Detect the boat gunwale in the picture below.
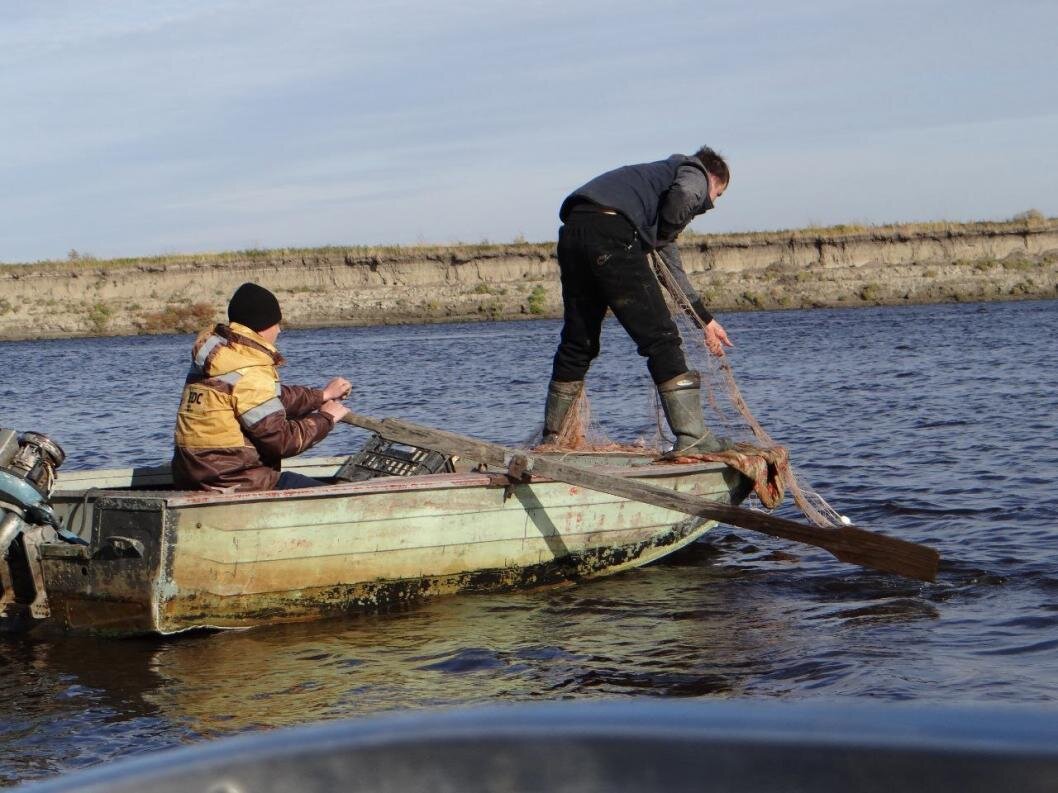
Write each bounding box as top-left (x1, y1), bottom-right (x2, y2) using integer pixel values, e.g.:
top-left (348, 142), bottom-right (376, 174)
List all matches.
top-left (53, 458), bottom-right (733, 509)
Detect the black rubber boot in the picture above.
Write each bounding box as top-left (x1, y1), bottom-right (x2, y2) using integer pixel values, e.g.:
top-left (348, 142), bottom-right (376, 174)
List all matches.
top-left (542, 380), bottom-right (584, 444)
top-left (657, 372), bottom-right (728, 455)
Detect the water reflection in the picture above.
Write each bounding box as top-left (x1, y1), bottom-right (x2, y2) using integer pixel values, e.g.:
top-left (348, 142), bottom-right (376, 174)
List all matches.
top-left (131, 564), bottom-right (781, 735)
top-left (4, 557), bottom-right (800, 756)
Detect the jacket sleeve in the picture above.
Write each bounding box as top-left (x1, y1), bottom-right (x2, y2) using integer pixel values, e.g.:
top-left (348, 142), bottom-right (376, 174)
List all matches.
top-left (280, 384), bottom-right (325, 418)
top-left (234, 370), bottom-right (333, 461)
top-left (657, 165), bottom-right (710, 243)
top-left (656, 243), bottom-right (714, 325)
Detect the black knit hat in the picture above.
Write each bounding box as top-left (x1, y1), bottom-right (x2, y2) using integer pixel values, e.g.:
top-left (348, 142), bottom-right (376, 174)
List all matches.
top-left (227, 283), bottom-right (282, 331)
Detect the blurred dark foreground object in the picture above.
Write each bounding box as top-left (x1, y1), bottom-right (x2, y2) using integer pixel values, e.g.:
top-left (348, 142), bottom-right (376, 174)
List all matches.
top-left (16, 700), bottom-right (1058, 792)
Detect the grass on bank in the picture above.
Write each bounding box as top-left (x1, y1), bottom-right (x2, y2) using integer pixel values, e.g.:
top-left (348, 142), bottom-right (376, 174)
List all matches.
top-left (684, 210), bottom-right (1055, 247)
top-left (1, 240), bottom-right (554, 274)
top-left (3, 212), bottom-right (1055, 273)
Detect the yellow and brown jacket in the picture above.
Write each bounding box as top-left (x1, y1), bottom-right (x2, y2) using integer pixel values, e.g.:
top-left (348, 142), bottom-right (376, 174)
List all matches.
top-left (172, 322), bottom-right (334, 491)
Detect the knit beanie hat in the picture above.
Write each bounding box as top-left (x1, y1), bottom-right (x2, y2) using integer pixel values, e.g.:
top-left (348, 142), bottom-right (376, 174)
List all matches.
top-left (227, 283), bottom-right (282, 331)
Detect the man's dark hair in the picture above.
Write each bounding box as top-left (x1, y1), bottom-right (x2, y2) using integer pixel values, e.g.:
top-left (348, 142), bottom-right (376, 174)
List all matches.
top-left (694, 146), bottom-right (729, 186)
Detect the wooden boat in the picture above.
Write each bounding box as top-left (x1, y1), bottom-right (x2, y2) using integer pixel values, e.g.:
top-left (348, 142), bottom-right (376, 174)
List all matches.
top-left (2, 414), bottom-right (938, 637)
top-left (23, 449), bottom-right (751, 637)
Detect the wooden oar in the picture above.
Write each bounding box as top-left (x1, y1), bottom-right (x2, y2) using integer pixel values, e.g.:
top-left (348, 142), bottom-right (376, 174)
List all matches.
top-left (338, 412), bottom-right (939, 582)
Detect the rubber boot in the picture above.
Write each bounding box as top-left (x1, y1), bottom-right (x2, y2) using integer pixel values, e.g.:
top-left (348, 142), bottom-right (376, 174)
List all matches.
top-left (657, 372), bottom-right (728, 455)
top-left (542, 380), bottom-right (584, 444)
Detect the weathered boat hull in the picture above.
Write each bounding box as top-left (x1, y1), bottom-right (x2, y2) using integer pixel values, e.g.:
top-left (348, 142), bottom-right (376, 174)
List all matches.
top-left (38, 455), bottom-right (749, 636)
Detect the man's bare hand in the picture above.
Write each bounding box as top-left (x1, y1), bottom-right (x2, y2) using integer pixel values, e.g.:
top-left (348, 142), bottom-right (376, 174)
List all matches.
top-left (704, 319), bottom-right (733, 357)
top-left (320, 400), bottom-right (350, 423)
top-left (322, 377), bottom-right (352, 401)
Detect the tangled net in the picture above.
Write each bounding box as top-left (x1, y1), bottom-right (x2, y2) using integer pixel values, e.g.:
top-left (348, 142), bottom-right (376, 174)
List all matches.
top-left (532, 384), bottom-right (655, 453)
top-left (533, 251), bottom-right (844, 529)
top-left (651, 253), bottom-right (843, 527)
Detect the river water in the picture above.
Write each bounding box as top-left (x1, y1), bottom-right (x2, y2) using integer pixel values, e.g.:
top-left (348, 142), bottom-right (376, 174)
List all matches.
top-left (1, 299), bottom-right (1056, 786)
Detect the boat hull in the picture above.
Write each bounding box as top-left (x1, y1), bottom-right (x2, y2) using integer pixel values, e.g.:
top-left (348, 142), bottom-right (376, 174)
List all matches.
top-left (38, 455), bottom-right (749, 636)
top-left (24, 701), bottom-right (1058, 793)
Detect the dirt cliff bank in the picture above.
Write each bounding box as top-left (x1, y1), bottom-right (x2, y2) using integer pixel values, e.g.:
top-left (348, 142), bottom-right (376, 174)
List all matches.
top-left (1, 218), bottom-right (1056, 342)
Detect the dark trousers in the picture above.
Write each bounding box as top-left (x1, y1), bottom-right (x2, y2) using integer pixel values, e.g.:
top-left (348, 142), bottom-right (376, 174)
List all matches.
top-left (550, 212), bottom-right (688, 385)
top-left (276, 471), bottom-right (324, 490)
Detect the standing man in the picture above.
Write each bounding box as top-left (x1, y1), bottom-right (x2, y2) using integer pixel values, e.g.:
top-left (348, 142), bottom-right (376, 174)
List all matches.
top-left (173, 282), bottom-right (351, 491)
top-left (544, 146), bottom-right (733, 454)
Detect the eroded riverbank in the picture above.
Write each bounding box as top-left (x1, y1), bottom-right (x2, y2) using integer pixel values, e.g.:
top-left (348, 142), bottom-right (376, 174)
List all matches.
top-left (1, 218), bottom-right (1056, 341)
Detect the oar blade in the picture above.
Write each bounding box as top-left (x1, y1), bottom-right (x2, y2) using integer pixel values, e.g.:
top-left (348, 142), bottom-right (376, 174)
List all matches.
top-left (829, 524), bottom-right (939, 583)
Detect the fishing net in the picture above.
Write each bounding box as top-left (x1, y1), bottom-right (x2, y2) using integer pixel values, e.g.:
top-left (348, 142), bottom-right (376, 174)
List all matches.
top-left (649, 253), bottom-right (844, 528)
top-left (532, 252), bottom-right (845, 529)
top-left (532, 387), bottom-right (657, 453)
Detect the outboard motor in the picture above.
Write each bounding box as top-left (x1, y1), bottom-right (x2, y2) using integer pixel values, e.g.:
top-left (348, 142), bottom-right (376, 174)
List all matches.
top-left (0, 428), bottom-right (71, 629)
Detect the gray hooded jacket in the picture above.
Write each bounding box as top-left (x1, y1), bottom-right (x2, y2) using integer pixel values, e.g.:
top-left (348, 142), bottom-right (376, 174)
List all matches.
top-left (559, 154), bottom-right (715, 323)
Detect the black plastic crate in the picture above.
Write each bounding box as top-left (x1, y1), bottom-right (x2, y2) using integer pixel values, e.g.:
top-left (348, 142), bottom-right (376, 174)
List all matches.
top-left (334, 434), bottom-right (454, 482)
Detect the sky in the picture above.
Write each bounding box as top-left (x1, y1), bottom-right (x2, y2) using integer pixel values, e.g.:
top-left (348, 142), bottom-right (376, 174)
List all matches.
top-left (2, 0), bottom-right (1056, 263)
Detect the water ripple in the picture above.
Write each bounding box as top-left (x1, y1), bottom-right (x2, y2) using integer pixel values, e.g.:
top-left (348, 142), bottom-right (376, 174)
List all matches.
top-left (2, 300), bottom-right (1058, 786)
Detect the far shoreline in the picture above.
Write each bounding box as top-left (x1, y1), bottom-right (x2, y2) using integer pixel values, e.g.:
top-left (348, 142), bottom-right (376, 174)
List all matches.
top-left (1, 216), bottom-right (1055, 343)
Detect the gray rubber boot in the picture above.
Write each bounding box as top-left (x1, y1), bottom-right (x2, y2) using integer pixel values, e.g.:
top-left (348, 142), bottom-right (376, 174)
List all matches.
top-left (657, 372), bottom-right (728, 455)
top-left (542, 380), bottom-right (584, 444)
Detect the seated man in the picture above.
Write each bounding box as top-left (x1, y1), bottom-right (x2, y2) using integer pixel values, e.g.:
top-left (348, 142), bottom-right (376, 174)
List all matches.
top-left (172, 282), bottom-right (351, 492)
